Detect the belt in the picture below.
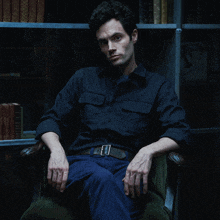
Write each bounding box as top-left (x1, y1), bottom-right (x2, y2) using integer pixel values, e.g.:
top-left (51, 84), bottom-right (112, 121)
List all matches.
top-left (77, 145), bottom-right (134, 161)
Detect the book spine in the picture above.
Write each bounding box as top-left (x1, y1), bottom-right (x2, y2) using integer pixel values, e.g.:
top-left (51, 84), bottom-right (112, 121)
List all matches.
top-left (36, 0), bottom-right (45, 23)
top-left (161, 0), bottom-right (167, 24)
top-left (11, 0), bottom-right (20, 22)
top-left (0, 104), bottom-right (3, 140)
top-left (12, 103), bottom-right (22, 139)
top-left (20, 106), bottom-right (23, 138)
top-left (9, 104), bottom-right (15, 139)
top-left (29, 0), bottom-right (37, 22)
top-left (20, 0), bottom-right (29, 22)
top-left (1, 104), bottom-right (6, 140)
top-left (3, 0), bottom-right (11, 22)
top-left (167, 0), bottom-right (174, 23)
top-left (0, 0), bottom-right (3, 22)
top-left (153, 0), bottom-right (161, 24)
top-left (2, 104), bottom-right (10, 140)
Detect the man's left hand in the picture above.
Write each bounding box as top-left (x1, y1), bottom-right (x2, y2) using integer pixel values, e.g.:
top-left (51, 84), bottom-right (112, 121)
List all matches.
top-left (122, 137), bottom-right (179, 198)
top-left (122, 147), bottom-right (154, 198)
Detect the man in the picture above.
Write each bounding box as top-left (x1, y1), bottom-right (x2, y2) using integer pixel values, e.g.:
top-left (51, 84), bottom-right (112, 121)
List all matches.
top-left (34, 1), bottom-right (190, 219)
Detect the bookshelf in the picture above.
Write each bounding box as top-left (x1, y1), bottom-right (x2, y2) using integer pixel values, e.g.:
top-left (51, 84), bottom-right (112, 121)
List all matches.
top-left (0, 1), bottom-right (220, 219)
top-left (0, 0), bottom-right (219, 137)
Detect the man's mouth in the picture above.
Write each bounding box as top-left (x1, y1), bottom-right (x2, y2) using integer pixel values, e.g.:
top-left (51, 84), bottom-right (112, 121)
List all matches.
top-left (109, 55), bottom-right (121, 61)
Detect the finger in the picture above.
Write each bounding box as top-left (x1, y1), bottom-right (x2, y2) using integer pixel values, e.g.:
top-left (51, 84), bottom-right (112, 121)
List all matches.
top-left (56, 171), bottom-right (63, 191)
top-left (134, 173), bottom-right (141, 197)
top-left (56, 170), bottom-right (63, 183)
top-left (129, 173), bottom-right (136, 198)
top-left (123, 172), bottom-right (130, 196)
top-left (60, 171), bottom-right (69, 192)
top-left (143, 174), bottom-right (148, 194)
top-left (52, 170), bottom-right (58, 185)
top-left (47, 169), bottom-right (52, 184)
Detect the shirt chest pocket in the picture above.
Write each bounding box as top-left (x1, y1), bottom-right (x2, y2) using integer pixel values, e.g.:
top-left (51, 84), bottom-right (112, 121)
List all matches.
top-left (79, 92), bottom-right (105, 106)
top-left (119, 100), bottom-right (153, 125)
top-left (117, 101), bottom-right (153, 132)
top-left (120, 100), bottom-right (152, 115)
top-left (78, 92), bottom-right (105, 120)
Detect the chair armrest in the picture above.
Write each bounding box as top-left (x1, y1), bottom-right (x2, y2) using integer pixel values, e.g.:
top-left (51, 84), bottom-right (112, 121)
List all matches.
top-left (20, 141), bottom-right (44, 157)
top-left (168, 152), bottom-right (185, 165)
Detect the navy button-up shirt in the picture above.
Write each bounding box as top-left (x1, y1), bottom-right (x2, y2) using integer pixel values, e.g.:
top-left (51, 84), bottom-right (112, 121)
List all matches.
top-left (36, 64), bottom-right (190, 154)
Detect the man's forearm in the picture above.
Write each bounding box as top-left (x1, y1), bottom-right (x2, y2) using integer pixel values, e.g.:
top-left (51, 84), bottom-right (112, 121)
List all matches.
top-left (41, 132), bottom-right (65, 153)
top-left (141, 137), bottom-right (179, 157)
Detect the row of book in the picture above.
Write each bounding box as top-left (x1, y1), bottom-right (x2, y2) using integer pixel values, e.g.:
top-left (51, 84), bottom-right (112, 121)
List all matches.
top-left (0, 0), bottom-right (173, 24)
top-left (0, 103), bottom-right (23, 140)
top-left (0, 0), bottom-right (45, 23)
top-left (139, 0), bottom-right (174, 24)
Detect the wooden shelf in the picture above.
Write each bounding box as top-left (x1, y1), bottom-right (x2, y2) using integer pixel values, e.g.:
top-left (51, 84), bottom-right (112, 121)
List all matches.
top-left (0, 138), bottom-right (37, 146)
top-left (0, 22), bottom-right (89, 29)
top-left (182, 24), bottom-right (220, 29)
top-left (137, 24), bottom-right (177, 29)
top-left (0, 22), bottom-right (178, 30)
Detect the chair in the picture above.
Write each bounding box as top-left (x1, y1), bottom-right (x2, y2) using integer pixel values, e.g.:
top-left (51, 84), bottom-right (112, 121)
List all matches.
top-left (19, 141), bottom-right (185, 220)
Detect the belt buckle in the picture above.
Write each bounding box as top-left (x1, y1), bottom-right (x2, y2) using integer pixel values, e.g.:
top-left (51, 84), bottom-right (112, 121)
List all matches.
top-left (101, 145), bottom-right (111, 156)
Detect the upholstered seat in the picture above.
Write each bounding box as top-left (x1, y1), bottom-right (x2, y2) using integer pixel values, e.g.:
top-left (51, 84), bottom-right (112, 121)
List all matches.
top-left (20, 142), bottom-right (184, 220)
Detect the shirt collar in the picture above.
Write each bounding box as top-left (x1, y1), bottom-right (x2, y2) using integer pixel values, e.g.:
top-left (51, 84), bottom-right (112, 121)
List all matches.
top-left (128, 63), bottom-right (147, 88)
top-left (98, 63), bottom-right (147, 87)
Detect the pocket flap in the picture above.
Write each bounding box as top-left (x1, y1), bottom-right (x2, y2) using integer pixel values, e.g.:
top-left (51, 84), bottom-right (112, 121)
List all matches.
top-left (79, 92), bottom-right (105, 105)
top-left (121, 101), bottom-right (152, 114)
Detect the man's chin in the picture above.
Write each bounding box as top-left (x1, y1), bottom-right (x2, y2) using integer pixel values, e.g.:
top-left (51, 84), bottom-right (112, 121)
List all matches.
top-left (109, 59), bottom-right (123, 67)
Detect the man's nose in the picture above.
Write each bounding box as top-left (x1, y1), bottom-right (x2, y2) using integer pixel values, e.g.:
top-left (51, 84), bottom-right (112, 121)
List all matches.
top-left (108, 41), bottom-right (116, 52)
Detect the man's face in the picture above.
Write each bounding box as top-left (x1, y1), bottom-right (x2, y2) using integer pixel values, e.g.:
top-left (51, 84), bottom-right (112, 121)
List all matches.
top-left (96, 18), bottom-right (137, 68)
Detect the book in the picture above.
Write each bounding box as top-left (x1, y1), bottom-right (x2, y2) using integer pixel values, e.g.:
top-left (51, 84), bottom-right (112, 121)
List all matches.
top-left (167, 0), bottom-right (174, 23)
top-left (139, 0), bottom-right (153, 24)
top-left (153, 0), bottom-right (161, 24)
top-left (29, 0), bottom-right (37, 22)
top-left (0, 73), bottom-right (21, 77)
top-left (8, 104), bottom-right (15, 139)
top-left (37, 0), bottom-right (45, 23)
top-left (20, 0), bottom-right (29, 22)
top-left (161, 0), bottom-right (167, 24)
top-left (2, 0), bottom-right (11, 22)
top-left (11, 0), bottom-right (20, 22)
top-left (1, 103), bottom-right (10, 140)
top-left (0, 103), bottom-right (23, 140)
top-left (9, 103), bottom-right (23, 139)
top-left (0, 0), bottom-right (3, 22)
top-left (13, 103), bottom-right (23, 139)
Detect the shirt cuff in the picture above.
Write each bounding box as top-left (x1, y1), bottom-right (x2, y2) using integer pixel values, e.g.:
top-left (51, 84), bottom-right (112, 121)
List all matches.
top-left (35, 119), bottom-right (62, 140)
top-left (159, 128), bottom-right (190, 149)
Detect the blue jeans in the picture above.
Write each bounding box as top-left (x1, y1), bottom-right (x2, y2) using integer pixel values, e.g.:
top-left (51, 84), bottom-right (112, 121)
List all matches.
top-left (20, 153), bottom-right (170, 220)
top-left (65, 153), bottom-right (146, 220)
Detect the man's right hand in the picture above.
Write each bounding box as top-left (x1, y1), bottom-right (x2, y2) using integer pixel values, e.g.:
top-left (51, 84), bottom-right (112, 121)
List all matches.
top-left (47, 149), bottom-right (69, 193)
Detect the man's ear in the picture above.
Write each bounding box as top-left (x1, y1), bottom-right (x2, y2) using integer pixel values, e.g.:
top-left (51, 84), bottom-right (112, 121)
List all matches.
top-left (131, 29), bottom-right (138, 44)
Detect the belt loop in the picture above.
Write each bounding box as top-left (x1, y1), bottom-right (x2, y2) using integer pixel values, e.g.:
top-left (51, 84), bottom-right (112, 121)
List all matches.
top-left (90, 148), bottom-right (94, 156)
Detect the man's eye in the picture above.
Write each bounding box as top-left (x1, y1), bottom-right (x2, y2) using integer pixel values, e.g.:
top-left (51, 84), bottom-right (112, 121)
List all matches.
top-left (113, 36), bottom-right (121, 41)
top-left (99, 41), bottom-right (107, 46)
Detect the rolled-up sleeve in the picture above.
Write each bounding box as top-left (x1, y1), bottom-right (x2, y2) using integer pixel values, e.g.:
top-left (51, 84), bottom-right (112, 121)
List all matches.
top-left (35, 71), bottom-right (82, 140)
top-left (155, 80), bottom-right (190, 149)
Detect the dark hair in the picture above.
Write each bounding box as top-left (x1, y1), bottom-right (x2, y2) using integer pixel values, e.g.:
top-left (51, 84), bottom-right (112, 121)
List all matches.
top-left (89, 0), bottom-right (137, 38)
